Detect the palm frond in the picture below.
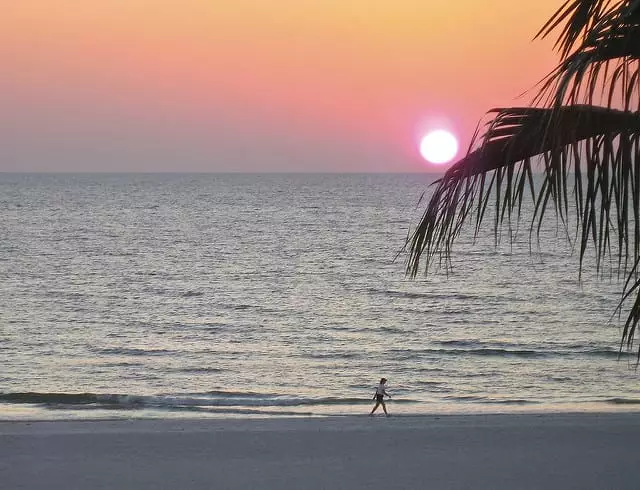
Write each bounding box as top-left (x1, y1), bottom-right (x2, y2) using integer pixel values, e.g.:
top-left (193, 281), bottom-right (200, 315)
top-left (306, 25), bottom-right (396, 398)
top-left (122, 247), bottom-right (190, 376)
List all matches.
top-left (536, 18), bottom-right (640, 108)
top-left (534, 0), bottom-right (621, 58)
top-left (407, 105), bottom-right (640, 355)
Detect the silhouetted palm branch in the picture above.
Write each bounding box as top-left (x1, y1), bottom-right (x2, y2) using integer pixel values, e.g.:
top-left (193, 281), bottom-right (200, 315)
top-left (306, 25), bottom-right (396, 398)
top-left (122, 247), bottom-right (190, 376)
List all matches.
top-left (408, 0), bottom-right (640, 357)
top-left (408, 105), bottom-right (640, 271)
top-left (408, 105), bottom-right (640, 357)
top-left (409, 0), bottom-right (640, 357)
top-left (536, 1), bottom-right (640, 108)
top-left (535, 0), bottom-right (618, 58)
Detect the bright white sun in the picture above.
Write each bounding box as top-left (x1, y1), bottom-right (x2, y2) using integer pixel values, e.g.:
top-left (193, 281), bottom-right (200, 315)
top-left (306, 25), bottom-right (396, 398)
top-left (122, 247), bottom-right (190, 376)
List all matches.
top-left (419, 130), bottom-right (459, 164)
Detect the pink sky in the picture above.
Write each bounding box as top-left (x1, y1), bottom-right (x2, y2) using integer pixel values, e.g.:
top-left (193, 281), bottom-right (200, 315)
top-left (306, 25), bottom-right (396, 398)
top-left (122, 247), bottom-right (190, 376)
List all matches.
top-left (1, 1), bottom-right (562, 172)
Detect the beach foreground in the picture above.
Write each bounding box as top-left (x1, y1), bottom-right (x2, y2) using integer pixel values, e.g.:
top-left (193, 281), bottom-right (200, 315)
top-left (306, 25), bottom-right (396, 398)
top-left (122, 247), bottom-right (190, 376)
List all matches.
top-left (1, 412), bottom-right (638, 489)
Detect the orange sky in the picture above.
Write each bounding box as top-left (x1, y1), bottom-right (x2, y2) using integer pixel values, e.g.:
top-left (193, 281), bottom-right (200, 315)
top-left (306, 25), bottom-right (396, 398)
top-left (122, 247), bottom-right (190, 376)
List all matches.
top-left (1, 0), bottom-right (563, 172)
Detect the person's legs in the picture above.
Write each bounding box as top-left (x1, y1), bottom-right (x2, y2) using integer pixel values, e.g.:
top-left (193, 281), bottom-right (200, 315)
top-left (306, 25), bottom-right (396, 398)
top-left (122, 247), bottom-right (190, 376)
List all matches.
top-left (369, 402), bottom-right (380, 415)
top-left (381, 400), bottom-right (388, 416)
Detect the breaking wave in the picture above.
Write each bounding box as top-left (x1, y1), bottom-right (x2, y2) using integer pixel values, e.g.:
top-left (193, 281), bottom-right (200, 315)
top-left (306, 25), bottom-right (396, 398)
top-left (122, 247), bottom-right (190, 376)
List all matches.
top-left (0, 390), bottom-right (419, 415)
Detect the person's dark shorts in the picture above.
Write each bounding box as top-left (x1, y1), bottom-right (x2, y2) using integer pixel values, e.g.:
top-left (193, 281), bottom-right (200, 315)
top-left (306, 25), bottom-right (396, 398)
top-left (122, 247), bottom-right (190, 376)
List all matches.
top-left (375, 394), bottom-right (384, 402)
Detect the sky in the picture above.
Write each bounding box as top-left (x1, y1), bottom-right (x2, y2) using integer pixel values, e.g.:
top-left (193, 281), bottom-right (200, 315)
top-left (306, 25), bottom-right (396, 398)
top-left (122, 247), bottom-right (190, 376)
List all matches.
top-left (1, 0), bottom-right (564, 172)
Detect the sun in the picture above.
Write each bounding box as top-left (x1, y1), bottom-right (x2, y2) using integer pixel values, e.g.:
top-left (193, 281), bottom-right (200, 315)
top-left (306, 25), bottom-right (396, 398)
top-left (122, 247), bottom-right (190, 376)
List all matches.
top-left (419, 130), bottom-right (459, 164)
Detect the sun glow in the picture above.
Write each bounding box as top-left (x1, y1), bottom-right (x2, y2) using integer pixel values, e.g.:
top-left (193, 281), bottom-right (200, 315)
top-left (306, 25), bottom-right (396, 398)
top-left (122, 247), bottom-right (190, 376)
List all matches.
top-left (419, 130), bottom-right (458, 164)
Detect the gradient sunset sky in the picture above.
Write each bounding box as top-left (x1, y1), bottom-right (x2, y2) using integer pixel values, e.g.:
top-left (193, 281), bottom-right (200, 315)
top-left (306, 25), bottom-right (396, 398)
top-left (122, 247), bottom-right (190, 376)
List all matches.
top-left (3, 1), bottom-right (563, 172)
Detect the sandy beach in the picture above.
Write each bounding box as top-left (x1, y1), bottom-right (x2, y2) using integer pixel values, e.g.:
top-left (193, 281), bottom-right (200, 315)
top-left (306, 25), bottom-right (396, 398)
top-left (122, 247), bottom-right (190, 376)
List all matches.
top-left (1, 412), bottom-right (638, 489)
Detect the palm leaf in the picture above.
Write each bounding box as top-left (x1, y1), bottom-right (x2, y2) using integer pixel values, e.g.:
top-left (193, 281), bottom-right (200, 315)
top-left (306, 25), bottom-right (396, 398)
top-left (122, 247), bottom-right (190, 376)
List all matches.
top-left (537, 17), bottom-right (640, 108)
top-left (406, 104), bottom-right (640, 356)
top-left (534, 0), bottom-right (620, 58)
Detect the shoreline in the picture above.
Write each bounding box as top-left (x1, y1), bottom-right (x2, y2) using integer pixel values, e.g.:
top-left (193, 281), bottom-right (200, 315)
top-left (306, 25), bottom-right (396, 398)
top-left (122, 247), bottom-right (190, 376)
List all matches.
top-left (2, 409), bottom-right (639, 429)
top-left (2, 409), bottom-right (640, 428)
top-left (3, 412), bottom-right (639, 489)
top-left (2, 399), bottom-right (640, 423)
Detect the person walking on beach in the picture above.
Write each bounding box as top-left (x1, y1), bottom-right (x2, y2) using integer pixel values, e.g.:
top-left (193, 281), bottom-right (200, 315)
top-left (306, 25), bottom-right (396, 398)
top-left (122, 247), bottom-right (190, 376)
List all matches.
top-left (369, 378), bottom-right (391, 416)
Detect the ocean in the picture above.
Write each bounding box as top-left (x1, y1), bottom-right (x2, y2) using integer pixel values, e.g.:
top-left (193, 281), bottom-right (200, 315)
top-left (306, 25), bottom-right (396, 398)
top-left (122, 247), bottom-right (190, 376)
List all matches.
top-left (2, 173), bottom-right (639, 419)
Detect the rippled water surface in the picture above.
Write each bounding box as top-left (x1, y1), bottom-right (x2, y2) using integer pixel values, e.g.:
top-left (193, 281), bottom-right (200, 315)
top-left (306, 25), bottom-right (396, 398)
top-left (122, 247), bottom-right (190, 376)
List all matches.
top-left (2, 173), bottom-right (639, 419)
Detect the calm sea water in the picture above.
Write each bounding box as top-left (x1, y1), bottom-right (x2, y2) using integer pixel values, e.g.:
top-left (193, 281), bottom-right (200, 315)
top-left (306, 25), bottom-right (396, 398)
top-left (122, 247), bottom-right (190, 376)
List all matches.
top-left (1, 173), bottom-right (639, 419)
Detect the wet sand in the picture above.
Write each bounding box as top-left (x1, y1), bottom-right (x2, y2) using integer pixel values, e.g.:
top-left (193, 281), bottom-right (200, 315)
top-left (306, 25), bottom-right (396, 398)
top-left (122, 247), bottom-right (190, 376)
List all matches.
top-left (1, 412), bottom-right (638, 489)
